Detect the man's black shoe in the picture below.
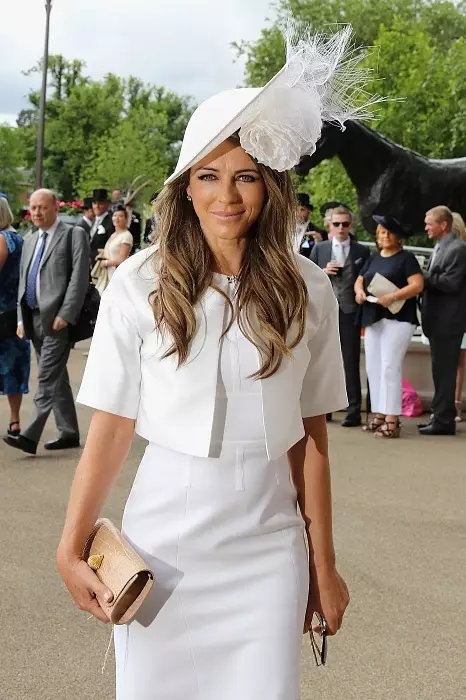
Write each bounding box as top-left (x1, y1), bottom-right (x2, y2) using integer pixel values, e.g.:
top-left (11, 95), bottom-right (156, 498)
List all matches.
top-left (418, 424), bottom-right (455, 436)
top-left (326, 413), bottom-right (333, 423)
top-left (3, 434), bottom-right (37, 455)
top-left (44, 437), bottom-right (80, 451)
top-left (341, 416), bottom-right (362, 428)
top-left (417, 421), bottom-right (432, 429)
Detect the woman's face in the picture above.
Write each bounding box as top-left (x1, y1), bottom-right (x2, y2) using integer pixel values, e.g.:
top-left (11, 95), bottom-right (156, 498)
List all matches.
top-left (377, 226), bottom-right (400, 251)
top-left (112, 210), bottom-right (127, 229)
top-left (187, 140), bottom-right (266, 244)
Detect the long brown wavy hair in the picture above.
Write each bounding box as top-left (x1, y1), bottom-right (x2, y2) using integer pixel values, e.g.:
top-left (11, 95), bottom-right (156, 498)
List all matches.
top-left (149, 134), bottom-right (308, 379)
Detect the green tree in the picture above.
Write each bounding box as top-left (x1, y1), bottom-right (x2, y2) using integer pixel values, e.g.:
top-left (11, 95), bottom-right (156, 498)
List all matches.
top-left (363, 21), bottom-right (466, 158)
top-left (16, 56), bottom-right (193, 201)
top-left (0, 125), bottom-right (26, 213)
top-left (237, 0), bottom-right (466, 87)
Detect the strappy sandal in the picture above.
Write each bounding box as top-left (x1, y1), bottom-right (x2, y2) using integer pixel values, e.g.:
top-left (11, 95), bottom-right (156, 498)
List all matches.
top-left (374, 419), bottom-right (401, 439)
top-left (7, 421), bottom-right (21, 437)
top-left (362, 414), bottom-right (385, 432)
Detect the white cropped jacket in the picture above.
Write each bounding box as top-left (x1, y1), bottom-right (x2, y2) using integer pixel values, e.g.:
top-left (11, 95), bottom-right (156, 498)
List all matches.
top-left (77, 249), bottom-right (347, 459)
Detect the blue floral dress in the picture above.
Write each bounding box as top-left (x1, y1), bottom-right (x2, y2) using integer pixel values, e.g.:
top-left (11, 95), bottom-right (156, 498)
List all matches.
top-left (0, 229), bottom-right (30, 396)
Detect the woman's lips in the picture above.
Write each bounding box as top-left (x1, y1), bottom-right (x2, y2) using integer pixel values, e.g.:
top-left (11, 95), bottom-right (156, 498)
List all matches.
top-left (211, 211), bottom-right (245, 221)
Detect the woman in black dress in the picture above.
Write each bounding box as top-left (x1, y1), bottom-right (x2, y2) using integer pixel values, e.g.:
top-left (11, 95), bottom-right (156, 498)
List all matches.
top-left (354, 215), bottom-right (424, 438)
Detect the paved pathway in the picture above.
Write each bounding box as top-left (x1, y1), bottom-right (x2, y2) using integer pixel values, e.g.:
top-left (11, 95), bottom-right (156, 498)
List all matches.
top-left (1, 344), bottom-right (465, 699)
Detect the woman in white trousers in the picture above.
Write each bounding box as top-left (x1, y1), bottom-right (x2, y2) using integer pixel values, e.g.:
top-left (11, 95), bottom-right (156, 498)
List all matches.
top-left (355, 215), bottom-right (424, 438)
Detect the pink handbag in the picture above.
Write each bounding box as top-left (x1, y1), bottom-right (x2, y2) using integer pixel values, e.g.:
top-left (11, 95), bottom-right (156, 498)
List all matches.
top-left (401, 379), bottom-right (423, 418)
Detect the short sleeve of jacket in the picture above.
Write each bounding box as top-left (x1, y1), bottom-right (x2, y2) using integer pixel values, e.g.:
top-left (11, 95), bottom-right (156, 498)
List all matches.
top-left (300, 278), bottom-right (348, 417)
top-left (76, 292), bottom-right (141, 419)
top-left (120, 231), bottom-right (134, 247)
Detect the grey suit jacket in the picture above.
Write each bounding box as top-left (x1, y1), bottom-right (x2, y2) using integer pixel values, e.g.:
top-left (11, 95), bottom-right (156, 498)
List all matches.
top-left (310, 239), bottom-right (370, 313)
top-left (422, 231), bottom-right (466, 337)
top-left (17, 220), bottom-right (90, 338)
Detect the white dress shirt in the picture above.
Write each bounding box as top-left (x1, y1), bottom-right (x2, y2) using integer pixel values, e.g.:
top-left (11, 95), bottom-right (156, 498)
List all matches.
top-left (90, 212), bottom-right (109, 239)
top-left (30, 217), bottom-right (60, 304)
top-left (293, 222), bottom-right (308, 253)
top-left (331, 237), bottom-right (350, 266)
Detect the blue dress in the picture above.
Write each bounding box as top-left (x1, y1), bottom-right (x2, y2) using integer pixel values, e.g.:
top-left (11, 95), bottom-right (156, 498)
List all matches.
top-left (0, 229), bottom-right (30, 396)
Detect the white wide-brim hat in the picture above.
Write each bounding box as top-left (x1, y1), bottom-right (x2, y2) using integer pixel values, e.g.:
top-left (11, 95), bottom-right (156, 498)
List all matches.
top-left (165, 23), bottom-right (380, 185)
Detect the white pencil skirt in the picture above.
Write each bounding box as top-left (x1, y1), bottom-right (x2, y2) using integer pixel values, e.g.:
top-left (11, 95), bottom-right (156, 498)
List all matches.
top-left (114, 442), bottom-right (309, 700)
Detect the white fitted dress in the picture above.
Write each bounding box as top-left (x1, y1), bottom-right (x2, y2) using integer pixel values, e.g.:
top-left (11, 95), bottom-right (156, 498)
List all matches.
top-left (77, 253), bottom-right (348, 700)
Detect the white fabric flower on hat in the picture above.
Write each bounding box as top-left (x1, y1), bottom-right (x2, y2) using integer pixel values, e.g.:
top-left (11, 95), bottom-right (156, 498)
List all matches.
top-left (238, 22), bottom-right (383, 173)
top-left (240, 86), bottom-right (322, 171)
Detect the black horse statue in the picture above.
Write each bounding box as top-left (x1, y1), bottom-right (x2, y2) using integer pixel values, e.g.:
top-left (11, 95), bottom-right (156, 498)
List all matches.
top-left (296, 120), bottom-right (466, 235)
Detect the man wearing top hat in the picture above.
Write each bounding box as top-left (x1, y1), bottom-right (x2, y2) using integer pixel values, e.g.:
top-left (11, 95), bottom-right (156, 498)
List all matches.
top-left (89, 189), bottom-right (115, 265)
top-left (77, 197), bottom-right (95, 236)
top-left (294, 192), bottom-right (327, 258)
top-left (311, 206), bottom-right (370, 426)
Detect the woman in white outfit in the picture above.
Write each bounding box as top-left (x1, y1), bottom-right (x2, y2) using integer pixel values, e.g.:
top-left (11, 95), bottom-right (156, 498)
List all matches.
top-left (355, 215), bottom-right (424, 438)
top-left (56, 25), bottom-right (378, 699)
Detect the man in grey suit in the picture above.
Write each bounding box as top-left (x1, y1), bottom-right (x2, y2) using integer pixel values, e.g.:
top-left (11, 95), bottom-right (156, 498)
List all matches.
top-left (311, 207), bottom-right (370, 426)
top-left (4, 189), bottom-right (90, 455)
top-left (419, 205), bottom-right (466, 435)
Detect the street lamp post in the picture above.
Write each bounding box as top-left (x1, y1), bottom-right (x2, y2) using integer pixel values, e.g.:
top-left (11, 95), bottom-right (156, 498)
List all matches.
top-left (35, 0), bottom-right (53, 190)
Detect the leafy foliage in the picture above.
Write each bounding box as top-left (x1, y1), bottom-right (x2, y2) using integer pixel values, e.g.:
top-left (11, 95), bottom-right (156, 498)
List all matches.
top-left (9, 56), bottom-right (193, 204)
top-left (0, 125), bottom-right (27, 213)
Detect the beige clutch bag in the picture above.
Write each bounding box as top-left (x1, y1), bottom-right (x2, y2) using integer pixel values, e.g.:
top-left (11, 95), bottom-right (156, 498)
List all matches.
top-left (82, 518), bottom-right (154, 625)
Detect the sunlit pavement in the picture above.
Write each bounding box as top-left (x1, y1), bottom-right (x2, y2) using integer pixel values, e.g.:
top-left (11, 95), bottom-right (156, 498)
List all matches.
top-left (1, 343), bottom-right (465, 699)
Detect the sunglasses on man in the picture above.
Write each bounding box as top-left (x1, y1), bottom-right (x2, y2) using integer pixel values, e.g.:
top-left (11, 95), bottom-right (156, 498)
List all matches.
top-left (331, 221), bottom-right (351, 228)
top-left (309, 613), bottom-right (328, 667)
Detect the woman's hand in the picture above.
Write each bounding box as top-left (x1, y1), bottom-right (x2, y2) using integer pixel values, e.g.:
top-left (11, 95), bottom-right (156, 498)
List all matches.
top-left (57, 548), bottom-right (114, 624)
top-left (304, 565), bottom-right (350, 636)
top-left (355, 289), bottom-right (367, 305)
top-left (377, 292), bottom-right (396, 308)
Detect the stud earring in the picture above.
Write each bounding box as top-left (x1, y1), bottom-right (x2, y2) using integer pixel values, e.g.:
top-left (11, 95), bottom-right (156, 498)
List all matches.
top-left (187, 194), bottom-right (192, 201)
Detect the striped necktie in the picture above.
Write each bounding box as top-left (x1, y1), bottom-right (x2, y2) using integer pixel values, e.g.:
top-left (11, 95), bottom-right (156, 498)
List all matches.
top-left (25, 232), bottom-right (48, 309)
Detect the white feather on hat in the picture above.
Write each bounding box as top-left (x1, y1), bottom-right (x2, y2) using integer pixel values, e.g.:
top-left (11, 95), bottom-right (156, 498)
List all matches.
top-left (165, 21), bottom-right (382, 185)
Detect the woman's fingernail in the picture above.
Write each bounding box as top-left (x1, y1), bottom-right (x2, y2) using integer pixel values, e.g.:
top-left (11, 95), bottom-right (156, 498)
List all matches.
top-left (104, 592), bottom-right (112, 602)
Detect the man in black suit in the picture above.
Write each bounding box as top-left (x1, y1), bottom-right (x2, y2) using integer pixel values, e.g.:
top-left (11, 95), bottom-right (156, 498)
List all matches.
top-left (89, 189), bottom-right (115, 266)
top-left (294, 193), bottom-right (327, 258)
top-left (77, 197), bottom-right (95, 236)
top-left (419, 205), bottom-right (466, 435)
top-left (311, 207), bottom-right (370, 426)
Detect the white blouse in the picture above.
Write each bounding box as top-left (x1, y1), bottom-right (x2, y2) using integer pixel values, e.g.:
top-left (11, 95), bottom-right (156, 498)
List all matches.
top-left (77, 248), bottom-right (347, 459)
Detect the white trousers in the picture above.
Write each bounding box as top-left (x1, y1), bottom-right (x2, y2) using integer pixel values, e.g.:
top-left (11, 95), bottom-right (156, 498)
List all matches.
top-left (364, 319), bottom-right (415, 415)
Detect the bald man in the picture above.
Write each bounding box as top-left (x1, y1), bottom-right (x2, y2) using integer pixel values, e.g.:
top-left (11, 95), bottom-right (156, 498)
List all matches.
top-left (4, 189), bottom-right (90, 455)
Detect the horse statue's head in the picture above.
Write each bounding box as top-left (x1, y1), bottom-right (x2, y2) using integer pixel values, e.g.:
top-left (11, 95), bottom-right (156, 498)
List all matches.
top-left (295, 122), bottom-right (346, 176)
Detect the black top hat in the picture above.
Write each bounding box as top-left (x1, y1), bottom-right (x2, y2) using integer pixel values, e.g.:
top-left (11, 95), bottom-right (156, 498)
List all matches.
top-left (92, 188), bottom-right (110, 203)
top-left (373, 214), bottom-right (411, 238)
top-left (297, 192), bottom-right (314, 211)
top-left (82, 197), bottom-right (93, 209)
top-left (319, 201), bottom-right (351, 217)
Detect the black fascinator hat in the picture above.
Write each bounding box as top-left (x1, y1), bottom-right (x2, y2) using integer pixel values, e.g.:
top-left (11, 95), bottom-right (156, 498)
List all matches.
top-left (373, 215), bottom-right (411, 238)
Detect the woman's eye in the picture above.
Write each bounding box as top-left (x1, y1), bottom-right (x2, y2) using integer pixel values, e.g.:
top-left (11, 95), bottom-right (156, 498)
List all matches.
top-left (237, 175), bottom-right (257, 183)
top-left (198, 174), bottom-right (216, 181)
